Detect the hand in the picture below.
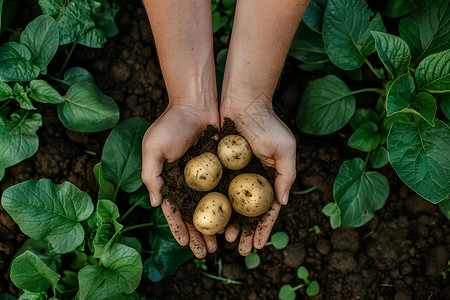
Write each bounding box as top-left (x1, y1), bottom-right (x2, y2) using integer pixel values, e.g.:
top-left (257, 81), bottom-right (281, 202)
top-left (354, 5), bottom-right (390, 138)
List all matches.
top-left (220, 101), bottom-right (297, 255)
top-left (142, 103), bottom-right (220, 258)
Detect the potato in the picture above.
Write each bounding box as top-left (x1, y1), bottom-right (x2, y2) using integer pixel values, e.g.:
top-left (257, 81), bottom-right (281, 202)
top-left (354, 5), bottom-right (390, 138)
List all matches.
top-left (193, 192), bottom-right (232, 235)
top-left (217, 135), bottom-right (252, 170)
top-left (184, 152), bottom-right (222, 191)
top-left (228, 173), bottom-right (274, 217)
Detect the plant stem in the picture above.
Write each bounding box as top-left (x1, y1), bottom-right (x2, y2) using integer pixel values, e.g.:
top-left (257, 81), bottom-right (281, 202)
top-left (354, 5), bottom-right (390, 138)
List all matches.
top-left (57, 42), bottom-right (77, 77)
top-left (350, 87), bottom-right (386, 96)
top-left (365, 57), bottom-right (384, 80)
top-left (121, 222), bottom-right (154, 233)
top-left (292, 283), bottom-right (305, 291)
top-left (3, 27), bottom-right (16, 33)
top-left (120, 199), bottom-right (144, 222)
top-left (362, 151), bottom-right (372, 174)
top-left (0, 99), bottom-right (12, 111)
top-left (46, 74), bottom-right (66, 85)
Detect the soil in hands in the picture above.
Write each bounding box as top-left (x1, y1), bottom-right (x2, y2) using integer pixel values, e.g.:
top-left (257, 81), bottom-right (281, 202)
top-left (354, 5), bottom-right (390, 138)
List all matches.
top-left (161, 118), bottom-right (276, 231)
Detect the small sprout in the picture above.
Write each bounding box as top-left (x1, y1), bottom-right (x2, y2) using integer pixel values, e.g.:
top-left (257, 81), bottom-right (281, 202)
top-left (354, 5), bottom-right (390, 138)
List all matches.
top-left (442, 260), bottom-right (450, 279)
top-left (267, 231), bottom-right (289, 249)
top-left (278, 266), bottom-right (320, 299)
top-left (194, 258), bottom-right (208, 271)
top-left (200, 257), bottom-right (242, 285)
top-left (245, 249), bottom-right (260, 269)
top-left (297, 266), bottom-right (309, 281)
top-left (308, 225), bottom-right (322, 234)
top-left (278, 284), bottom-right (298, 300)
top-left (291, 185), bottom-right (319, 195)
top-left (322, 202), bottom-right (341, 229)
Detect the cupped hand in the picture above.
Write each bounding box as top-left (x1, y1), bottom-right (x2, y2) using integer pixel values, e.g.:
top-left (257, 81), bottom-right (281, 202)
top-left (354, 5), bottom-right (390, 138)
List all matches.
top-left (142, 103), bottom-right (220, 258)
top-left (220, 102), bottom-right (297, 256)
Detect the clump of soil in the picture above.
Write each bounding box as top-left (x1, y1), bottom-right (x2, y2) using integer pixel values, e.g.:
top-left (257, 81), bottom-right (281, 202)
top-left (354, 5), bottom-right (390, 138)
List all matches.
top-left (161, 118), bottom-right (276, 231)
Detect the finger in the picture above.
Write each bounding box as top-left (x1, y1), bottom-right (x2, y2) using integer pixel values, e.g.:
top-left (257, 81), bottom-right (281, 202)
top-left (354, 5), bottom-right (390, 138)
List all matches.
top-left (202, 234), bottom-right (218, 253)
top-left (254, 202), bottom-right (281, 249)
top-left (238, 230), bottom-right (254, 256)
top-left (186, 223), bottom-right (207, 259)
top-left (218, 228), bottom-right (225, 234)
top-left (161, 199), bottom-right (189, 246)
top-left (274, 150), bottom-right (297, 205)
top-left (225, 224), bottom-right (240, 242)
top-left (142, 141), bottom-right (165, 207)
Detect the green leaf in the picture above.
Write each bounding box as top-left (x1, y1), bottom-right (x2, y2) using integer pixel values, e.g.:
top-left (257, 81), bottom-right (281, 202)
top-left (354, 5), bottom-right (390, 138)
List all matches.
top-left (278, 284), bottom-right (296, 300)
top-left (297, 266), bottom-right (309, 281)
top-left (416, 49), bottom-right (450, 93)
top-left (10, 251), bottom-right (60, 293)
top-left (381, 113), bottom-right (411, 133)
top-left (97, 199), bottom-right (120, 222)
top-left (371, 31), bottom-right (411, 79)
top-left (303, 0), bottom-right (324, 33)
top-left (0, 168), bottom-right (4, 182)
top-left (128, 185), bottom-right (152, 210)
top-left (387, 119), bottom-right (450, 203)
top-left (63, 67), bottom-right (95, 86)
top-left (370, 146), bottom-right (389, 168)
top-left (383, 0), bottom-right (417, 18)
top-left (323, 0), bottom-right (385, 70)
top-left (95, 0), bottom-right (120, 38)
top-left (78, 27), bottom-right (107, 48)
top-left (399, 0), bottom-right (450, 64)
top-left (20, 15), bottom-right (59, 70)
top-left (349, 108), bottom-right (379, 130)
top-left (13, 83), bottom-right (35, 110)
top-left (244, 251), bottom-right (261, 269)
top-left (77, 243), bottom-right (142, 300)
top-left (119, 236), bottom-right (142, 254)
top-left (440, 94), bottom-right (450, 120)
top-left (307, 281), bottom-right (320, 296)
top-left (18, 291), bottom-right (47, 300)
top-left (0, 111), bottom-right (41, 168)
top-left (0, 293), bottom-right (18, 300)
top-left (29, 80), bottom-right (64, 104)
top-left (1, 179), bottom-right (94, 253)
top-left (439, 198), bottom-right (450, 219)
top-left (322, 203), bottom-right (341, 229)
top-left (58, 82), bottom-right (119, 132)
top-left (93, 162), bottom-right (115, 201)
top-left (270, 231), bottom-right (289, 249)
top-left (333, 158), bottom-right (389, 227)
top-left (37, 0), bottom-right (60, 15)
top-left (144, 208), bottom-right (193, 282)
top-left (0, 42), bottom-right (40, 82)
top-left (101, 118), bottom-right (150, 193)
top-left (297, 75), bottom-right (355, 135)
top-left (347, 121), bottom-right (380, 152)
top-left (0, 82), bottom-right (13, 101)
top-left (386, 74), bottom-right (436, 125)
top-left (289, 22), bottom-right (328, 64)
top-left (61, 270), bottom-right (78, 287)
top-left (212, 11), bottom-right (228, 33)
top-left (13, 239), bottom-right (61, 272)
top-left (93, 222), bottom-right (123, 258)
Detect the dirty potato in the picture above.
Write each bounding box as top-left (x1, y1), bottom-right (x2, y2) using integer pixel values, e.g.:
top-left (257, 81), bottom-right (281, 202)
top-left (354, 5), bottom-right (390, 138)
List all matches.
top-left (193, 192), bottom-right (232, 235)
top-left (184, 152), bottom-right (222, 191)
top-left (217, 134), bottom-right (252, 170)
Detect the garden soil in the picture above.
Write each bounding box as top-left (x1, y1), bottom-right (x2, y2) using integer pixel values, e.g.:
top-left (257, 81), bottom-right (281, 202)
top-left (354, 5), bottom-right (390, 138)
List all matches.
top-left (1, 1), bottom-right (449, 299)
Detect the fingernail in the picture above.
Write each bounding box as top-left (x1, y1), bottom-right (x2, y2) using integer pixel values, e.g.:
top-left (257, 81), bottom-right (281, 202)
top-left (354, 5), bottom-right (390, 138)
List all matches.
top-left (150, 192), bottom-right (156, 206)
top-left (281, 190), bottom-right (289, 205)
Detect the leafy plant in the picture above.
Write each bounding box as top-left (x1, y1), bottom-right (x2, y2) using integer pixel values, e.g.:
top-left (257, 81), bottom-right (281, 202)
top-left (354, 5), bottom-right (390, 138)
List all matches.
top-left (0, 0), bottom-right (120, 182)
top-left (1, 118), bottom-right (192, 299)
top-left (211, 0), bottom-right (236, 44)
top-left (291, 0), bottom-right (450, 226)
top-left (278, 266), bottom-right (320, 299)
top-left (308, 225), bottom-right (322, 234)
top-left (245, 231), bottom-right (289, 269)
top-left (201, 258), bottom-right (242, 284)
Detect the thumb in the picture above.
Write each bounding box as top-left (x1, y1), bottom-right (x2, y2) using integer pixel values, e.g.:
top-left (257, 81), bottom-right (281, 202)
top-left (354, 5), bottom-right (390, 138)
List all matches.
top-left (273, 151), bottom-right (296, 205)
top-left (142, 147), bottom-right (165, 207)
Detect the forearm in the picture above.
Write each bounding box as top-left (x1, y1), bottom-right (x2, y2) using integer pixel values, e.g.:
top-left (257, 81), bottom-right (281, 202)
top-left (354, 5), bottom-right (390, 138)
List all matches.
top-left (221, 0), bottom-right (309, 109)
top-left (143, 0), bottom-right (217, 109)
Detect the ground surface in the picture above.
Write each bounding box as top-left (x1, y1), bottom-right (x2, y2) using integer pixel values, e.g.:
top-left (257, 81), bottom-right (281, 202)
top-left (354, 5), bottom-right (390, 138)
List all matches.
top-left (0, 1), bottom-right (449, 299)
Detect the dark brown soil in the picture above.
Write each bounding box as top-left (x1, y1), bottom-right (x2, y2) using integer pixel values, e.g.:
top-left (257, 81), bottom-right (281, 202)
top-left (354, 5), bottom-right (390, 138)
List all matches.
top-left (161, 118), bottom-right (275, 231)
top-left (1, 0), bottom-right (449, 299)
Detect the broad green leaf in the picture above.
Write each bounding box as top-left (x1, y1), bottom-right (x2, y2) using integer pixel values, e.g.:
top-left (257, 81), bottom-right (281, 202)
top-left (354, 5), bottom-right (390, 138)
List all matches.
top-left (63, 67), bottom-right (95, 87)
top-left (1, 179), bottom-right (94, 253)
top-left (333, 158), bottom-right (389, 227)
top-left (0, 82), bottom-right (13, 101)
top-left (303, 0), bottom-right (324, 33)
top-left (307, 281), bottom-right (320, 296)
top-left (297, 75), bottom-right (355, 135)
top-left (61, 270), bottom-right (78, 287)
top-left (386, 74), bottom-right (436, 125)
top-left (212, 11), bottom-right (228, 33)
top-left (387, 119), bottom-right (450, 203)
top-left (383, 0), bottom-right (417, 18)
top-left (77, 243), bottom-right (142, 300)
top-left (144, 208), bottom-right (193, 282)
top-left (128, 185), bottom-right (152, 210)
top-left (381, 113), bottom-right (411, 133)
top-left (37, 0), bottom-right (60, 15)
top-left (278, 285), bottom-right (296, 300)
top-left (289, 22), bottom-right (328, 64)
top-left (18, 291), bottom-right (47, 300)
top-left (0, 111), bottom-right (41, 168)
top-left (440, 94), bottom-right (450, 119)
top-left (297, 266), bottom-right (309, 280)
top-left (119, 236), bottom-right (142, 254)
top-left (349, 108), bottom-right (379, 130)
top-left (370, 146), bottom-right (389, 168)
top-left (97, 199), bottom-right (120, 222)
top-left (0, 293), bottom-right (17, 300)
top-left (399, 0), bottom-right (450, 64)
top-left (58, 82), bottom-right (119, 132)
top-left (93, 222), bottom-right (123, 258)
top-left (416, 49), bottom-right (450, 93)
top-left (95, 0), bottom-right (120, 38)
top-left (29, 80), bottom-right (64, 104)
top-left (270, 232), bottom-right (289, 249)
top-left (10, 251), bottom-right (60, 293)
top-left (101, 118), bottom-right (150, 193)
top-left (244, 252), bottom-right (260, 269)
top-left (323, 0), bottom-right (385, 70)
top-left (20, 15), bottom-right (59, 70)
top-left (13, 83), bottom-right (35, 110)
top-left (78, 27), bottom-right (107, 48)
top-left (13, 239), bottom-right (61, 272)
top-left (439, 198), bottom-right (450, 219)
top-left (0, 42), bottom-right (40, 82)
top-left (93, 162), bottom-right (115, 201)
top-left (371, 31), bottom-right (411, 79)
top-left (347, 121), bottom-right (380, 152)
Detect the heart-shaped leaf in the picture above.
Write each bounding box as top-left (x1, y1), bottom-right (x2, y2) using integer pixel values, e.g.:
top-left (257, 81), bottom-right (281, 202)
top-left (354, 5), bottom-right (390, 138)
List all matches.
top-left (0, 82), bottom-right (13, 101)
top-left (97, 199), bottom-right (120, 222)
top-left (29, 80), bottom-right (64, 104)
top-left (416, 49), bottom-right (450, 93)
top-left (93, 222), bottom-right (123, 258)
top-left (278, 284), bottom-right (296, 300)
top-left (302, 0), bottom-right (324, 33)
top-left (289, 22), bottom-right (328, 64)
top-left (370, 146), bottom-right (389, 168)
top-left (62, 67), bottom-right (95, 87)
top-left (0, 42), bottom-right (40, 82)
top-left (347, 121), bottom-right (380, 152)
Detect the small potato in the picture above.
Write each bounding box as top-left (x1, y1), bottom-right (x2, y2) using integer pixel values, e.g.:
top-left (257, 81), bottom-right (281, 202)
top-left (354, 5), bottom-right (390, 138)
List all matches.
top-left (228, 173), bottom-right (274, 217)
top-left (193, 192), bottom-right (232, 235)
top-left (184, 152), bottom-right (222, 191)
top-left (217, 135), bottom-right (252, 170)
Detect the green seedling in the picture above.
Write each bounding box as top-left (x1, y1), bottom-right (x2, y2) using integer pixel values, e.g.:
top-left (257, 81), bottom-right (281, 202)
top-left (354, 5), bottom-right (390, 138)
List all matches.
top-left (201, 258), bottom-right (243, 284)
top-left (292, 185), bottom-right (319, 195)
top-left (308, 225), bottom-right (322, 234)
top-left (442, 260), bottom-right (450, 279)
top-left (194, 258), bottom-right (208, 271)
top-left (278, 266), bottom-right (320, 299)
top-left (245, 231), bottom-right (289, 269)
